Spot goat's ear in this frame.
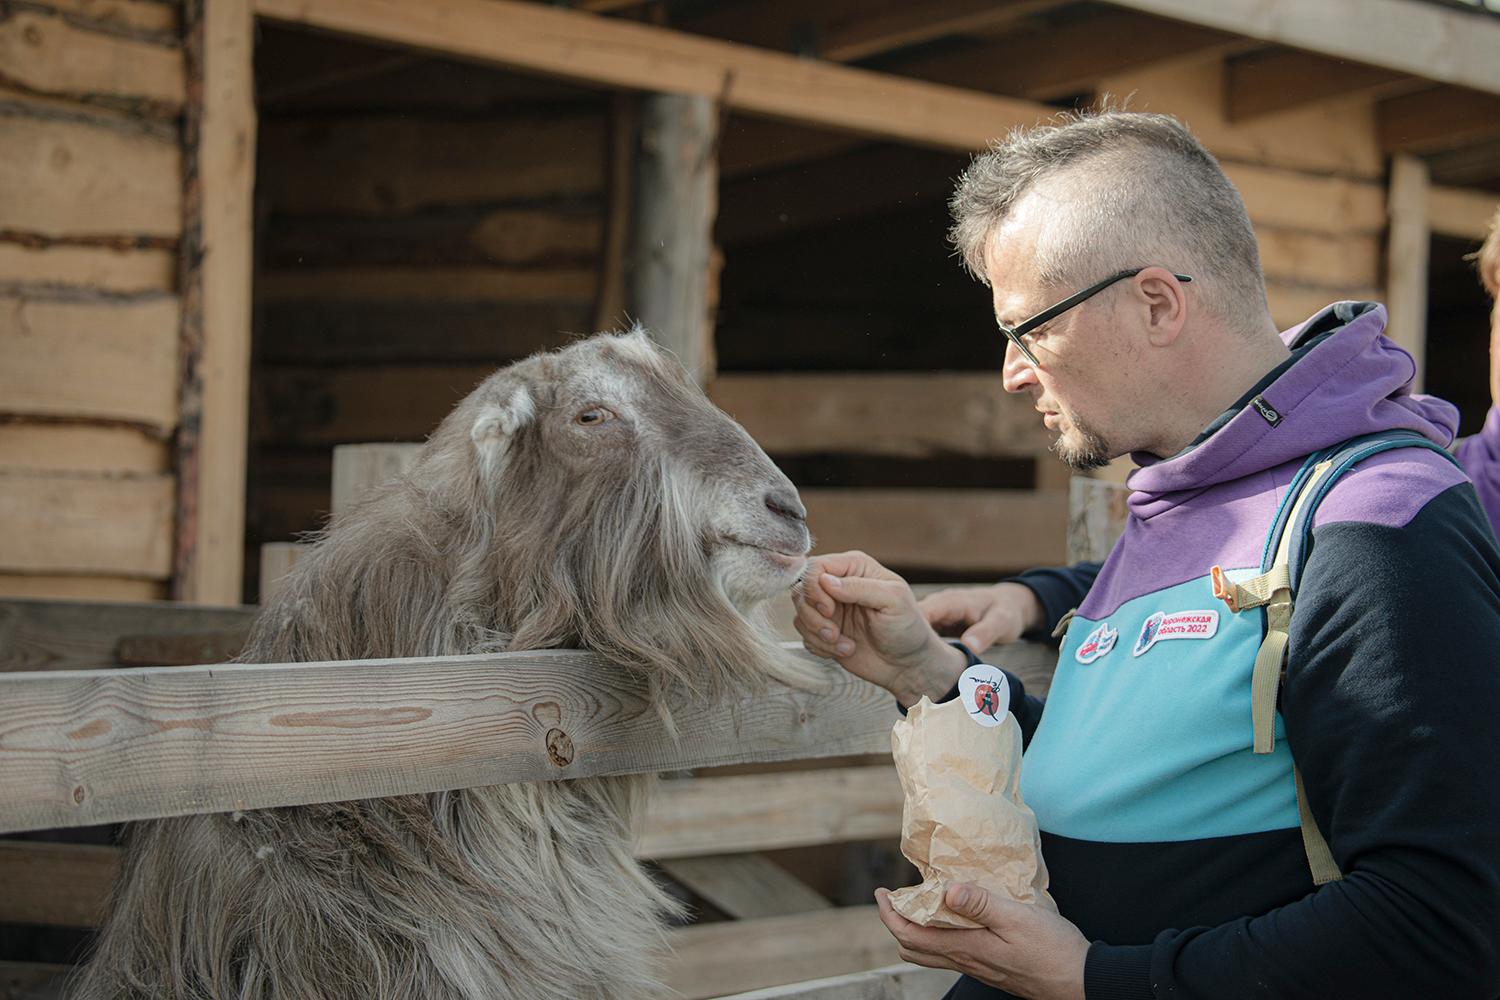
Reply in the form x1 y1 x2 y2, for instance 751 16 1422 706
470 383 534 477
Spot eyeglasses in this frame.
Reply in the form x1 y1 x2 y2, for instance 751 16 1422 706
997 267 1193 366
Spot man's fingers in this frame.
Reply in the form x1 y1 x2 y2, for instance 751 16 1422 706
797 569 838 617
960 604 1015 653
822 573 907 613
791 616 840 660
944 883 1029 934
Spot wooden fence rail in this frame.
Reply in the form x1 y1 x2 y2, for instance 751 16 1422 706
0 648 897 834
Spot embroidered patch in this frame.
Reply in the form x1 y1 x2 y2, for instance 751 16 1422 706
1074 622 1119 664
1250 395 1282 427
958 662 1010 727
1132 609 1220 657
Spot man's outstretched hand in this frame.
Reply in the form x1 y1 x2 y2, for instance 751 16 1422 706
876 884 1089 1000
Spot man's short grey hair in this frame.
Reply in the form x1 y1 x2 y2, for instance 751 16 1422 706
950 109 1268 327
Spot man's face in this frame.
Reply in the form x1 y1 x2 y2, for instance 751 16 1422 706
984 220 1144 470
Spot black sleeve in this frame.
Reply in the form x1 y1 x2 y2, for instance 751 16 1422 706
909 642 1046 749
1007 562 1102 638
1087 484 1500 998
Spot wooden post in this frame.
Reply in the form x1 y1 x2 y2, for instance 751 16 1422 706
174 0 257 604
1386 154 1430 391
629 93 719 385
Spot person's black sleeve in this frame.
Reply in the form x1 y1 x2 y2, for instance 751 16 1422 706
908 643 1045 749
1084 483 1500 998
1006 562 1102 638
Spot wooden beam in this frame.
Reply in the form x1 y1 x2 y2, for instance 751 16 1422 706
1101 0 1500 98
0 242 175 296
0 576 166 602
0 424 169 476
0 8 185 109
0 649 895 833
173 0 256 605
714 964 959 1000
803 489 1067 572
1429 184 1498 241
1386 154 1431 391
0 297 180 430
1377 84 1500 155
1224 48 1415 123
0 841 115 927
0 598 256 672
0 472 174 578
330 443 420 513
252 0 1052 153
660 853 834 919
893 8 1240 102
817 0 1064 63
709 373 1052 458
0 962 69 1000
0 113 180 239
666 905 900 1000
642 765 904 859
629 94 718 384
257 266 597 303
594 93 637 332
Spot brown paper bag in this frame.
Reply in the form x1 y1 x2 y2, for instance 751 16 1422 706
888 694 1056 928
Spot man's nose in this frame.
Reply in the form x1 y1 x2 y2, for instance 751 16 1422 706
1001 339 1038 393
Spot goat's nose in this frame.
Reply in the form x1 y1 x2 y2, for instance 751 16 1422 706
765 487 806 523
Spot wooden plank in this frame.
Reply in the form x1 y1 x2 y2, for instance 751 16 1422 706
257 541 306 606
0 962 69 1000
1223 162 1386 235
330 443 421 513
1429 184 1498 242
256 114 605 215
258 366 493 446
895 8 1241 103
0 115 180 238
0 242 175 295
630 93 718 384
1256 227 1381 289
1378 84 1500 155
252 0 1051 154
257 302 590 364
1386 154 1431 390
803 489 1067 572
1068 477 1131 563
1225 48 1416 124
0 296 180 430
1097 58 1384 179
171 0 256 606
0 471 174 577
595 93 636 332
709 373 1051 458
0 649 895 833
262 209 602 269
1103 0 1500 98
0 575 165 602
1266 281 1383 332
0 840 114 926
666 905 900 1000
717 964 959 1000
257 266 597 303
660 853 834 919
818 0 1062 63
0 9 184 108
29 0 180 36
0 424 168 475
0 598 256 672
642 765 903 860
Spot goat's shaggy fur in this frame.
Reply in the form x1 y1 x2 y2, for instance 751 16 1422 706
72 332 817 1000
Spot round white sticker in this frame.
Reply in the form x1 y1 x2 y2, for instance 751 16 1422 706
957 662 1011 728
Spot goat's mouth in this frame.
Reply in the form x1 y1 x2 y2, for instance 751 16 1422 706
722 537 809 571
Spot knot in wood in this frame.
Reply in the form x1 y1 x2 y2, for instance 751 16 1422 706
71 784 87 806
23 24 43 46
545 727 575 767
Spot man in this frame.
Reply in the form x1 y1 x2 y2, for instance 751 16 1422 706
793 112 1500 999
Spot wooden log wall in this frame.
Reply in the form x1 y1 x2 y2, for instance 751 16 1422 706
0 0 185 603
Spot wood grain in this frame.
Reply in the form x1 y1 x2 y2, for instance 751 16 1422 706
0 9 184 108
0 598 256 672
0 649 897 833
0 471 174 576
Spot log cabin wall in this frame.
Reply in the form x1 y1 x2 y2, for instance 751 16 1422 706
0 0 185 602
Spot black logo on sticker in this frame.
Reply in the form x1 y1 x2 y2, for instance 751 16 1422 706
1251 395 1282 427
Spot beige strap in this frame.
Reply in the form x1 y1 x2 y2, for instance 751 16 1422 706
1051 608 1077 640
1294 765 1344 884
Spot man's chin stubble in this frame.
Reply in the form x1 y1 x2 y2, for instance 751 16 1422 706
1050 423 1113 472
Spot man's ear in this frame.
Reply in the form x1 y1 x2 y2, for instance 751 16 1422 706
1137 267 1189 347
470 382 534 478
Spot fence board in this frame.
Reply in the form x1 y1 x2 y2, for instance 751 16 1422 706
0 472 174 577
0 10 184 108
718 964 959 1000
0 599 255 672
660 853 833 919
0 649 894 833
0 425 168 476
0 243 175 296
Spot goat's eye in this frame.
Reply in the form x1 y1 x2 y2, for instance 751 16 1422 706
575 406 615 426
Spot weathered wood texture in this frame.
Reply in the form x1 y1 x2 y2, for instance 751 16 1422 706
0 472 173 577
1386 155 1431 389
253 0 1048 153
668 905 899 999
0 8 184 108
173 0 256 605
1068 477 1131 564
0 599 255 672
1429 184 1499 242
630 93 718 384
330 442 420 513
0 650 895 833
660 853 833 919
717 964 959 1000
0 243 175 296
0 841 115 927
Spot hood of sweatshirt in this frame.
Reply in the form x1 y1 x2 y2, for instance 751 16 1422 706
1125 301 1459 521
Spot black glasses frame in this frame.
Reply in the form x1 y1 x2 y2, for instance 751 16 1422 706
998 267 1194 366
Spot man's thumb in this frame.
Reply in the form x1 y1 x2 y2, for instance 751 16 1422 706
947 883 993 921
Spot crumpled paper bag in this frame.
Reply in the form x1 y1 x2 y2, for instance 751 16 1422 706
888 695 1056 928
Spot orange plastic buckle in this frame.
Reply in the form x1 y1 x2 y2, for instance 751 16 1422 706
1210 565 1240 612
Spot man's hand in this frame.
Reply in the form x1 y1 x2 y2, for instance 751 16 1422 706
792 550 966 707
875 885 1089 1000
918 582 1045 653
